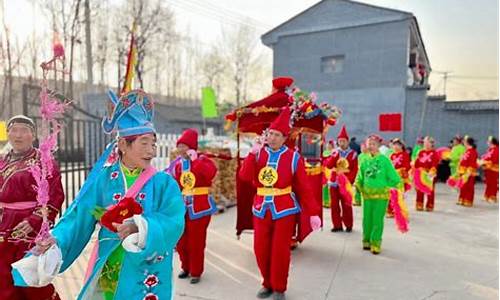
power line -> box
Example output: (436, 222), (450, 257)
(165, 0), (269, 31)
(448, 75), (498, 80)
(446, 79), (496, 99)
(433, 70), (497, 80)
(184, 0), (270, 29)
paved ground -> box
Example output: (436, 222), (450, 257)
(55, 183), (498, 300)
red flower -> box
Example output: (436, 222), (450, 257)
(122, 99), (130, 107)
(111, 171), (119, 179)
(327, 118), (336, 126)
(113, 193), (122, 201)
(106, 151), (119, 166)
(139, 193), (146, 200)
(100, 197), (143, 232)
(143, 274), (159, 288)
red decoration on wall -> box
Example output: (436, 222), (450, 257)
(379, 113), (402, 132)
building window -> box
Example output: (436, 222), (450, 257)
(321, 55), (344, 74)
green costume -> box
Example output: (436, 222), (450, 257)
(411, 144), (423, 162)
(449, 144), (465, 177)
(355, 153), (400, 253)
(322, 149), (333, 207)
(99, 165), (141, 300)
(353, 152), (370, 206)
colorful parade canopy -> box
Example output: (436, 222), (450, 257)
(226, 84), (342, 242)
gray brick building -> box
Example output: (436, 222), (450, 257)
(262, 0), (498, 153)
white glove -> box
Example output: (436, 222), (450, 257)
(310, 216), (322, 231)
(122, 215), (148, 253)
(250, 137), (264, 154)
(186, 149), (198, 161)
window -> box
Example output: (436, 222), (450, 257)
(321, 55), (345, 74)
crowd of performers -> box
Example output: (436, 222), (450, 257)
(0, 77), (497, 300)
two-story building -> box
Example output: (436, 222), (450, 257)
(261, 0), (498, 152)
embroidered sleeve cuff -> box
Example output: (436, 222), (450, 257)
(11, 244), (62, 287)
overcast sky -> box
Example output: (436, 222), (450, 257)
(4, 0), (499, 101)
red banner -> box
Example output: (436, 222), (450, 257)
(379, 113), (402, 131)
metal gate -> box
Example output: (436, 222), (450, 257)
(23, 83), (112, 213)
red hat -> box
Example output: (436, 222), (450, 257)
(269, 107), (291, 136)
(272, 77), (294, 91)
(337, 125), (349, 140)
(177, 128), (198, 150)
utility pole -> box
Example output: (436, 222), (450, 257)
(434, 70), (452, 96)
(442, 71), (451, 96)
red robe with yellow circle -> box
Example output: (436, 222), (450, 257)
(173, 155), (217, 277)
(239, 145), (320, 292)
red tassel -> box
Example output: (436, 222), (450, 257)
(390, 189), (409, 233)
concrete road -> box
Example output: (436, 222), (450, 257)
(55, 183), (498, 300)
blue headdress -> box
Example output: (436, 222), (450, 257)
(59, 89), (155, 205)
(102, 89), (155, 137)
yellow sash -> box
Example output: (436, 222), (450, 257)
(257, 186), (292, 196)
(182, 187), (211, 196)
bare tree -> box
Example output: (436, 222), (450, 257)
(220, 23), (264, 106)
(83, 0), (93, 87)
(124, 0), (175, 89)
(199, 45), (227, 96)
(37, 0), (83, 96)
(94, 0), (109, 86)
(0, 0), (29, 118)
(67, 0), (82, 98)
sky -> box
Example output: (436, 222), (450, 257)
(2, 0), (499, 101)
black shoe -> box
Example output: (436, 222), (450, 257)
(257, 287), (273, 299)
(345, 228), (352, 232)
(273, 292), (286, 300)
(330, 227), (343, 232)
(190, 277), (201, 284)
(363, 242), (370, 250)
(178, 270), (189, 279)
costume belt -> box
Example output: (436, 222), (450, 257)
(484, 163), (499, 172)
(459, 166), (478, 176)
(0, 201), (38, 210)
(182, 187), (211, 196)
(257, 186), (292, 196)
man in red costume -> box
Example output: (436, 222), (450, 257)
(324, 125), (358, 232)
(0, 115), (64, 300)
(174, 129), (218, 284)
(239, 105), (321, 300)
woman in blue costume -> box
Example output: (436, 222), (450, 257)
(12, 89), (185, 300)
